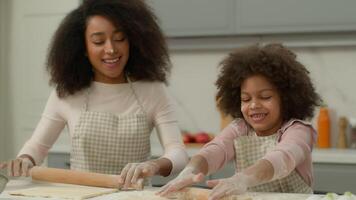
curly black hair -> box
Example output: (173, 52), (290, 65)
(216, 43), (322, 121)
(47, 0), (170, 97)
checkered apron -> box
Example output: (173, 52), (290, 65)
(234, 132), (313, 193)
(70, 79), (151, 175)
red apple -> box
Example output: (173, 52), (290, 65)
(194, 132), (211, 143)
(182, 132), (195, 143)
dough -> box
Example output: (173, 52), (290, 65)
(9, 184), (118, 200)
(104, 190), (170, 200)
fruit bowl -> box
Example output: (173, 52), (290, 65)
(182, 131), (214, 147)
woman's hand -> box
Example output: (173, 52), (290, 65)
(119, 161), (159, 189)
(157, 166), (205, 197)
(0, 155), (35, 177)
(206, 173), (249, 200)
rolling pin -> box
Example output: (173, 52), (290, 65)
(30, 166), (140, 189)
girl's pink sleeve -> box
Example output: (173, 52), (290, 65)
(263, 122), (315, 181)
(197, 120), (245, 174)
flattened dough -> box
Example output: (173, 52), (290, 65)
(104, 190), (170, 200)
(9, 184), (118, 200)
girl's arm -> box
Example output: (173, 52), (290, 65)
(263, 122), (315, 182)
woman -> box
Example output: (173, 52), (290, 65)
(0, 0), (188, 189)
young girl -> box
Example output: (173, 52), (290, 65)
(158, 43), (322, 200)
(0, 0), (188, 189)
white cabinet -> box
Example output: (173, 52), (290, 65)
(148, 0), (235, 37)
(149, 0), (356, 37)
(236, 0), (356, 34)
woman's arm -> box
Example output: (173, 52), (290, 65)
(18, 90), (66, 165)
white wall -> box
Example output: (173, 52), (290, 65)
(0, 0), (10, 161)
(2, 1), (356, 159)
(167, 46), (356, 147)
(3, 0), (79, 158)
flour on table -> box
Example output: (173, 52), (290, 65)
(8, 185), (118, 200)
(97, 190), (171, 200)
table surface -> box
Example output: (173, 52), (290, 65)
(0, 179), (323, 200)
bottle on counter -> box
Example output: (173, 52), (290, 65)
(337, 116), (348, 148)
(317, 107), (330, 148)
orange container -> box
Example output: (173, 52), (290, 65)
(317, 107), (330, 148)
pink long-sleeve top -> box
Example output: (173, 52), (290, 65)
(197, 119), (316, 187)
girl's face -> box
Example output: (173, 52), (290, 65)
(240, 74), (283, 136)
(85, 15), (130, 84)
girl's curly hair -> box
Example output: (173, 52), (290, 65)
(47, 0), (170, 97)
(216, 43), (322, 121)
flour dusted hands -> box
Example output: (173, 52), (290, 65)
(157, 166), (205, 196)
(0, 155), (35, 177)
(206, 173), (251, 200)
(119, 161), (160, 189)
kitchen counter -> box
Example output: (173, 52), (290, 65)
(311, 148), (356, 164)
(0, 179), (320, 200)
(50, 144), (356, 164)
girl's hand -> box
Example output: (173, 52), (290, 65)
(206, 173), (249, 200)
(156, 166), (205, 197)
(0, 156), (35, 177)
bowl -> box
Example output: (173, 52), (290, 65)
(0, 173), (8, 193)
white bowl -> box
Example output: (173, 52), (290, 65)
(0, 173), (8, 193)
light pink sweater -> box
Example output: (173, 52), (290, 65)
(197, 119), (316, 187)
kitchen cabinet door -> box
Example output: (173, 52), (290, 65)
(148, 0), (235, 37)
(313, 163), (356, 194)
(236, 0), (356, 34)
(47, 152), (70, 169)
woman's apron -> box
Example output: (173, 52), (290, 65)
(70, 78), (151, 175)
(234, 132), (313, 193)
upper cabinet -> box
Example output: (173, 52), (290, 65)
(148, 0), (235, 37)
(236, 0), (356, 34)
(149, 0), (356, 37)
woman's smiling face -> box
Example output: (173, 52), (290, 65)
(85, 15), (130, 84)
(240, 74), (283, 136)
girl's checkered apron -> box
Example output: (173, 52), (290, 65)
(70, 78), (150, 175)
(234, 132), (313, 193)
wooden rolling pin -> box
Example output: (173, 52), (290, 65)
(30, 166), (140, 189)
